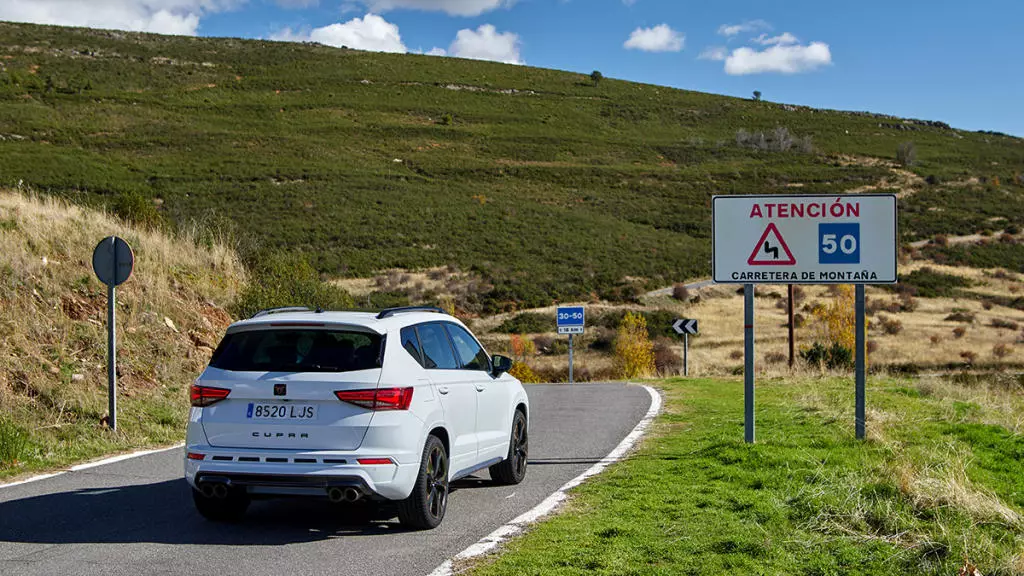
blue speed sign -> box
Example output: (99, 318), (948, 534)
(557, 306), (584, 334)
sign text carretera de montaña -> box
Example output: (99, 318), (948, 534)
(713, 194), (897, 284)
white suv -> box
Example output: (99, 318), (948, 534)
(184, 306), (529, 529)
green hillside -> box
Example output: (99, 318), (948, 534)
(0, 21), (1022, 311)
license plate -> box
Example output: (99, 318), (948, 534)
(246, 403), (317, 421)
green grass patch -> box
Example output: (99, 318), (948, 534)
(887, 266), (974, 298)
(471, 377), (1024, 575)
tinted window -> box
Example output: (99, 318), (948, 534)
(445, 324), (490, 371)
(415, 324), (459, 370)
(401, 326), (424, 367)
(210, 329), (382, 373)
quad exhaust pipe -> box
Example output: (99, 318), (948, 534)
(199, 481), (229, 499)
(327, 487), (362, 503)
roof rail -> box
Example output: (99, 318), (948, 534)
(251, 306), (313, 319)
(376, 306), (446, 320)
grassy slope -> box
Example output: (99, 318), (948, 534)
(0, 190), (243, 479)
(471, 376), (1024, 576)
(0, 22), (1022, 310)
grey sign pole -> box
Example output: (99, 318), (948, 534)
(92, 236), (134, 433)
(683, 334), (689, 377)
(855, 285), (866, 440)
(568, 334), (574, 385)
(744, 284), (755, 443)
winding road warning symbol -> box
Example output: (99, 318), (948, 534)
(747, 223), (796, 266)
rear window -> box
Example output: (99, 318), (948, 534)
(210, 329), (383, 373)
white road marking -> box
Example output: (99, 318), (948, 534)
(0, 444), (184, 490)
(426, 384), (663, 576)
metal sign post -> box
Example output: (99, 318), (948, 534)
(672, 318), (699, 376)
(92, 236), (135, 432)
(744, 285), (755, 443)
(557, 307), (585, 385)
(713, 194), (897, 442)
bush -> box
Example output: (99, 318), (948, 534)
(890, 268), (972, 298)
(930, 334), (943, 345)
(944, 311), (975, 323)
(232, 250), (354, 319)
(0, 417), (29, 467)
(653, 337), (681, 375)
(729, 350), (744, 360)
(671, 283), (690, 301)
(992, 318), (1019, 331)
(590, 70), (603, 87)
(588, 327), (616, 352)
(532, 334), (554, 354)
(508, 334), (537, 359)
(494, 312), (553, 334)
(993, 343), (1012, 359)
(764, 352), (787, 365)
(111, 189), (163, 229)
(509, 361), (541, 383)
(897, 141), (917, 167)
(614, 312), (656, 379)
(800, 342), (853, 370)
(960, 350), (978, 365)
(953, 326), (968, 339)
(878, 315), (904, 335)
(812, 285), (855, 352)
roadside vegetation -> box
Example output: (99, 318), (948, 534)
(0, 22), (1021, 311)
(469, 375), (1024, 575)
(0, 190), (244, 478)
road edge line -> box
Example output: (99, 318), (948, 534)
(0, 443), (184, 489)
(426, 383), (663, 576)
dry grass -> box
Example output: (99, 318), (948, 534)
(0, 190), (244, 477)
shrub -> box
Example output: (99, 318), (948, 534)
(508, 334), (537, 359)
(495, 312), (552, 334)
(532, 335), (554, 354)
(752, 90), (762, 101)
(812, 285), (855, 352)
(953, 326), (968, 339)
(111, 189), (163, 229)
(588, 327), (616, 352)
(897, 141), (917, 167)
(653, 338), (681, 375)
(764, 352), (787, 365)
(879, 315), (904, 335)
(800, 342), (853, 370)
(233, 250), (354, 319)
(944, 311), (975, 323)
(992, 318), (1019, 331)
(993, 343), (1012, 359)
(671, 283), (690, 301)
(509, 361), (541, 383)
(982, 300), (995, 311)
(729, 350), (744, 360)
(890, 267), (972, 298)
(590, 70), (603, 87)
(614, 312), (656, 379)
(0, 417), (29, 467)
(793, 313), (807, 329)
(866, 340), (879, 354)
(930, 334), (942, 345)
(960, 350), (978, 365)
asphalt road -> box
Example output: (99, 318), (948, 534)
(0, 383), (653, 576)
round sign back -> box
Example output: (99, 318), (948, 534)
(92, 236), (134, 287)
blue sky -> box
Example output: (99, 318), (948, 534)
(3, 0), (1022, 136)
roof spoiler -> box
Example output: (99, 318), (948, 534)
(251, 306), (315, 318)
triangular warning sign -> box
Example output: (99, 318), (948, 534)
(747, 223), (796, 266)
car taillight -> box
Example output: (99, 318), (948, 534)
(334, 387), (413, 411)
(190, 384), (231, 407)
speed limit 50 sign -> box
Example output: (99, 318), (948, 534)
(713, 194), (897, 284)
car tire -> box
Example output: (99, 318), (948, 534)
(489, 410), (528, 485)
(397, 435), (448, 530)
(192, 487), (250, 522)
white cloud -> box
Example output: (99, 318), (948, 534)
(724, 41), (832, 75)
(623, 24), (684, 53)
(0, 0), (240, 35)
(717, 19), (770, 37)
(752, 32), (798, 46)
(359, 0), (511, 16)
(426, 47), (448, 56)
(698, 46), (727, 61)
(448, 24), (522, 64)
(273, 13), (406, 53)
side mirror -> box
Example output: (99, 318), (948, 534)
(491, 355), (513, 377)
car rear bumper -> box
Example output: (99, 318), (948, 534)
(184, 445), (419, 500)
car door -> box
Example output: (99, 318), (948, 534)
(413, 322), (479, 476)
(444, 323), (509, 464)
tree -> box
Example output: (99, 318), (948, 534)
(590, 70), (603, 87)
(614, 312), (656, 379)
(752, 90), (762, 101)
(896, 141), (917, 167)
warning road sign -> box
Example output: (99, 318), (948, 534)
(747, 223), (796, 266)
(713, 194), (897, 284)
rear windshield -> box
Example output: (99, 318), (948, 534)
(210, 329), (383, 373)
